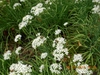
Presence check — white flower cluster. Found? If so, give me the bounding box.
[50,37,68,74]
[13,0,26,9]
[13,3,21,9]
[75,0,83,3]
[9,61,32,75]
[3,50,12,60]
[73,54,83,63]
[73,54,83,66]
[20,0,26,2]
[92,0,100,15]
[92,5,100,15]
[53,37,66,49]
[52,37,69,61]
[15,46,22,55]
[32,34,47,49]
[50,63,62,74]
[73,54,93,75]
[92,0,100,3]
[30,3,46,16]
[41,52,48,59]
[14,34,22,42]
[45,0,52,5]
[19,15,33,29]
[39,64,44,72]
[55,29,61,35]
[76,64,93,75]
[53,48,68,61]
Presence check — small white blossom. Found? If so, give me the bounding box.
[63,22,68,26]
[39,64,44,72]
[18,21,27,29]
[75,0,83,3]
[22,15,33,22]
[76,64,93,75]
[50,63,62,74]
[13,3,21,9]
[14,34,22,42]
[34,8,45,16]
[73,54,83,62]
[30,3,45,16]
[15,46,22,55]
[53,50,64,61]
[32,35,47,49]
[0,1,3,4]
[45,0,52,5]
[19,15,33,29]
[9,61,32,75]
[92,5,100,15]
[36,3,43,8]
[76,62,81,66]
[63,48,69,55]
[20,0,26,2]
[3,50,11,60]
[41,52,48,59]
[36,33,40,37]
[52,37,66,49]
[55,29,61,35]
[45,0,50,4]
[9,72,16,75]
[92,0,100,3]
[53,48,68,61]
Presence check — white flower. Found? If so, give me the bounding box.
[20,0,26,2]
[22,15,33,22]
[9,61,32,75]
[73,54,83,62]
[32,35,47,49]
[36,33,40,37]
[36,3,43,8]
[92,5,100,15]
[55,29,61,35]
[53,50,64,61]
[25,73,31,75]
[76,62,81,66]
[39,64,44,72]
[45,0,52,5]
[30,3,45,16]
[3,50,11,60]
[52,37,66,49]
[63,22,68,26]
[14,34,22,42]
[92,0,100,3]
[45,0,50,4]
[75,0,82,3]
[19,15,33,29]
[0,1,3,4]
[53,48,68,61]
[13,3,21,9]
[63,48,69,55]
[76,64,93,75]
[50,63,62,74]
[33,8,45,16]
[18,21,27,29]
[9,72,16,75]
[15,46,22,55]
[41,52,48,59]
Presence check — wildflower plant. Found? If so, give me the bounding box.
[0,0,100,75]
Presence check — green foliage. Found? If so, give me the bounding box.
[0,0,100,75]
